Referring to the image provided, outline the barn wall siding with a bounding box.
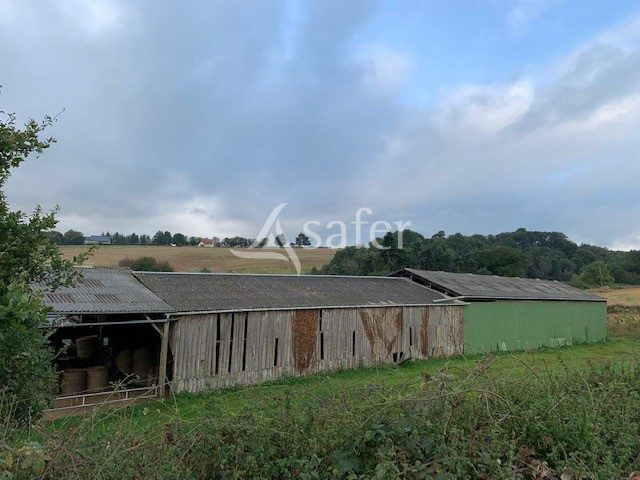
[170,305,464,393]
[463,300,607,355]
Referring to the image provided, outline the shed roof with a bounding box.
[133,272,452,313]
[394,268,605,302]
[38,267,175,314]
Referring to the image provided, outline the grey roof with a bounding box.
[38,268,174,314]
[84,235,111,244]
[395,268,605,302]
[133,272,452,313]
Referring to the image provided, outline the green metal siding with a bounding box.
[463,301,607,355]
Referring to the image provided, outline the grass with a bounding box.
[59,245,336,273]
[7,334,635,478]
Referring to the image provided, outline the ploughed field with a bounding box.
[59,245,336,273]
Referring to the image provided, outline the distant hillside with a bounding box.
[316,228,640,287]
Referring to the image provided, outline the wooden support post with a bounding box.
[157,319,170,397]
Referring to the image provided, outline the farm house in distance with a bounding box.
[392,268,607,354]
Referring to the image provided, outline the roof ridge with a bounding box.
[133,271,406,279]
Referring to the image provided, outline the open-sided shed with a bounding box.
[393,268,607,354]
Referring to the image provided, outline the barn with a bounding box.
[40,268,465,412]
[134,272,465,392]
[40,267,175,411]
[392,268,607,354]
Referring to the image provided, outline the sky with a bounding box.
[2,0,640,249]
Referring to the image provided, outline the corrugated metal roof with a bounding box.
[37,267,174,314]
[395,268,605,302]
[133,272,452,313]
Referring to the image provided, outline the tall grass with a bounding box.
[4,354,640,479]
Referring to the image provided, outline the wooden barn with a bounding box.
[134,272,465,392]
[41,268,465,412]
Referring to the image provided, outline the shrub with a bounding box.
[0,283,55,424]
[119,256,173,272]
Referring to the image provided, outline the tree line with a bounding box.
[315,229,640,287]
[46,230,314,247]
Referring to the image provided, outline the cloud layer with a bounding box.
[2,1,640,248]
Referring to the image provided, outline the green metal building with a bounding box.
[393,268,607,355]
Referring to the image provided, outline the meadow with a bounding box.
[59,245,336,273]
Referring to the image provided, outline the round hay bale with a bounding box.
[131,346,152,385]
[86,366,109,392]
[76,335,99,359]
[60,368,86,396]
[114,349,133,375]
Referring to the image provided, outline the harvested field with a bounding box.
[59,245,336,273]
[595,286,640,306]
[594,286,640,338]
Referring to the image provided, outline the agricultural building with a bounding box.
[41,268,464,412]
[392,268,607,354]
[134,272,464,392]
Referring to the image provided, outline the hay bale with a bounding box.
[132,346,153,385]
[76,335,99,359]
[114,349,133,375]
[60,368,86,396]
[86,366,109,392]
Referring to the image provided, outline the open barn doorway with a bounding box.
[46,315,172,415]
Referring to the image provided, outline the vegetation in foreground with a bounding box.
[2,334,639,479]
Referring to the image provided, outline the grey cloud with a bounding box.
[2,2,640,248]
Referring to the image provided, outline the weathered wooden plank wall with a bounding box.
[169,305,464,393]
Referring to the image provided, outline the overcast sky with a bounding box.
[2,1,640,248]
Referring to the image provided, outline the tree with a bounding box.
[139,234,150,245]
[126,233,139,245]
[110,232,126,244]
[254,238,268,248]
[44,230,64,244]
[63,229,84,245]
[119,256,173,272]
[575,261,614,287]
[221,236,252,248]
[0,106,88,423]
[172,233,188,246]
[151,230,167,245]
[293,232,311,247]
[274,233,287,248]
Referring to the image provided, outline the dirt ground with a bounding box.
[59,245,336,273]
